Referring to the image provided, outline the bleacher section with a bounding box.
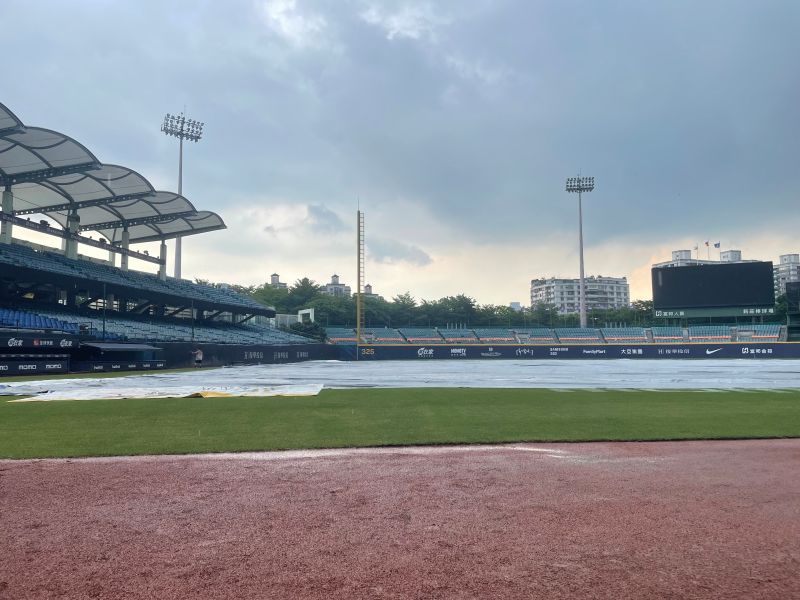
[651,327,684,343]
[362,328,405,344]
[736,324,781,341]
[326,328,358,345]
[473,328,516,343]
[399,328,443,343]
[554,328,602,343]
[439,329,478,343]
[0,307,79,334]
[0,243,264,312]
[514,328,557,343]
[322,324,786,345]
[0,306,308,344]
[601,327,647,342]
[688,326,732,342]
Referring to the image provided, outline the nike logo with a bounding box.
[705,348,723,355]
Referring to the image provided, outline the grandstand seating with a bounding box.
[601,327,647,342]
[554,328,602,342]
[473,328,516,343]
[0,307,80,334]
[399,328,444,343]
[0,243,264,312]
[439,329,478,343]
[362,328,405,344]
[326,328,358,344]
[736,324,782,341]
[688,325,732,342]
[0,305,308,344]
[514,328,557,343]
[650,326,684,343]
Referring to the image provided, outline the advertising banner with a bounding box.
[346,343,800,361]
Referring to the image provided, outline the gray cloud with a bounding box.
[305,204,345,233]
[2,0,799,298]
[368,237,432,266]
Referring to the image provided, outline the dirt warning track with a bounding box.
[2,440,799,599]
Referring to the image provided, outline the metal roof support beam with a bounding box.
[64,212,80,260]
[0,213,164,266]
[0,162,99,187]
[120,229,130,271]
[1,185,12,243]
[78,210,197,232]
[158,241,167,281]
[13,191,154,216]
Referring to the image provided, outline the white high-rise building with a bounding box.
[774,254,800,297]
[530,276,630,314]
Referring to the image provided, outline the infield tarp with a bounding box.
[3,358,800,400]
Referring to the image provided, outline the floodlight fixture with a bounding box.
[565,174,595,328]
[160,109,205,278]
[566,176,594,193]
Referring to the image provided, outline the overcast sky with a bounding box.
[3,0,799,303]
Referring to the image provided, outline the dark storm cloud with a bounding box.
[3,0,799,248]
[367,237,432,266]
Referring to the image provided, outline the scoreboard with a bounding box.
[652,262,775,317]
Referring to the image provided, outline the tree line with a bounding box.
[204,277,666,328]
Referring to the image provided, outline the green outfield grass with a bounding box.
[2,388,800,459]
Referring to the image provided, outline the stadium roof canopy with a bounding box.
[45,191,198,232]
[0,103,24,134]
[97,211,226,244]
[12,164,155,214]
[0,102,226,246]
[0,126,100,185]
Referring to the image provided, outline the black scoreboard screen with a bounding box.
[652,262,774,309]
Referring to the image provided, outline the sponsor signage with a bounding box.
[0,360,69,375]
[1,335,77,349]
[346,343,800,361]
[72,361,167,373]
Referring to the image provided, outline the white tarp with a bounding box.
[2,358,800,401]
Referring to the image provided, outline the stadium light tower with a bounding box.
[565,175,595,328]
[161,111,204,279]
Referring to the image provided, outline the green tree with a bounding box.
[251,284,290,312]
[286,278,322,312]
[307,294,354,326]
[388,292,417,326]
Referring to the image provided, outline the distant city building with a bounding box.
[509,302,523,312]
[774,254,800,297]
[362,284,383,300]
[720,250,742,262]
[269,273,287,289]
[321,274,351,297]
[653,248,752,269]
[530,276,630,314]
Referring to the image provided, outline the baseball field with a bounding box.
[2,387,800,458]
[3,370,800,598]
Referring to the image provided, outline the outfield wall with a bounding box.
[157,342,334,368]
[337,343,800,360]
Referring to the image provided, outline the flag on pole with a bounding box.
[693,245,698,251]
[705,241,709,247]
[714,241,720,248]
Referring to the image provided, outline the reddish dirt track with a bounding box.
[2,440,800,599]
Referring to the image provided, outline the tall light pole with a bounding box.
[161,111,204,279]
[565,175,595,328]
